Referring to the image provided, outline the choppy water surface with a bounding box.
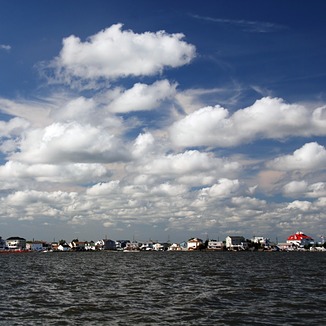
[0,251,325,325]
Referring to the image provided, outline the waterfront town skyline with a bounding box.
[1,230,324,247]
[2,231,325,253]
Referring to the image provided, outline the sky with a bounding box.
[0,0,325,243]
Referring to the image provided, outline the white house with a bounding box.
[6,237,26,250]
[153,243,164,251]
[95,239,116,250]
[140,242,154,251]
[26,241,45,251]
[95,239,105,250]
[85,241,96,251]
[207,240,224,250]
[168,243,182,251]
[225,236,248,251]
[168,242,188,251]
[57,243,71,251]
[252,236,270,247]
[187,238,203,250]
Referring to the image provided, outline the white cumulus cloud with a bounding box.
[283,180,308,196]
[306,182,326,198]
[268,142,326,171]
[132,132,155,158]
[0,117,30,137]
[106,80,177,113]
[199,178,240,198]
[86,181,121,196]
[169,97,326,148]
[287,200,312,211]
[10,122,130,164]
[283,180,326,198]
[139,150,240,176]
[0,161,108,184]
[48,23,196,87]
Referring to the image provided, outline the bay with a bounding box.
[0,251,325,325]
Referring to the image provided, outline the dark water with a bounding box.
[0,251,325,325]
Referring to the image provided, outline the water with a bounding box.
[0,251,325,325]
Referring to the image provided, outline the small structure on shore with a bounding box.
[287,231,314,247]
[6,236,26,250]
[225,236,248,251]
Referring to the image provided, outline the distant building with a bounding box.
[0,236,7,250]
[115,240,130,250]
[207,240,224,250]
[287,231,314,247]
[167,243,182,251]
[103,239,116,250]
[168,242,188,251]
[51,242,59,251]
[6,237,26,250]
[140,242,154,251]
[225,236,248,251]
[57,242,71,251]
[152,242,165,251]
[252,236,270,247]
[187,238,203,250]
[26,241,46,251]
[69,241,86,251]
[85,241,96,251]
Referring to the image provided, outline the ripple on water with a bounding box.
[0,251,325,325]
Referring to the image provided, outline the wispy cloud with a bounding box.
[190,14,286,33]
[0,44,11,51]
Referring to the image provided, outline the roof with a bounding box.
[6,236,26,240]
[287,231,313,241]
[187,238,203,242]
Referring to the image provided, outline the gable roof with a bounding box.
[6,236,26,241]
[287,231,313,241]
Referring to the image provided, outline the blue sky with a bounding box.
[0,0,325,243]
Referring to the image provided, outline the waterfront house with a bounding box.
[26,241,46,251]
[168,241,188,251]
[95,239,105,250]
[140,242,154,251]
[207,240,224,250]
[95,239,116,250]
[69,240,87,251]
[115,240,130,250]
[167,243,182,251]
[57,243,71,251]
[187,238,203,250]
[251,236,270,248]
[103,239,116,250]
[0,237,7,250]
[85,241,96,250]
[6,236,26,250]
[179,241,188,250]
[123,241,141,251]
[225,236,248,251]
[51,242,59,251]
[286,231,314,247]
[153,242,165,251]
